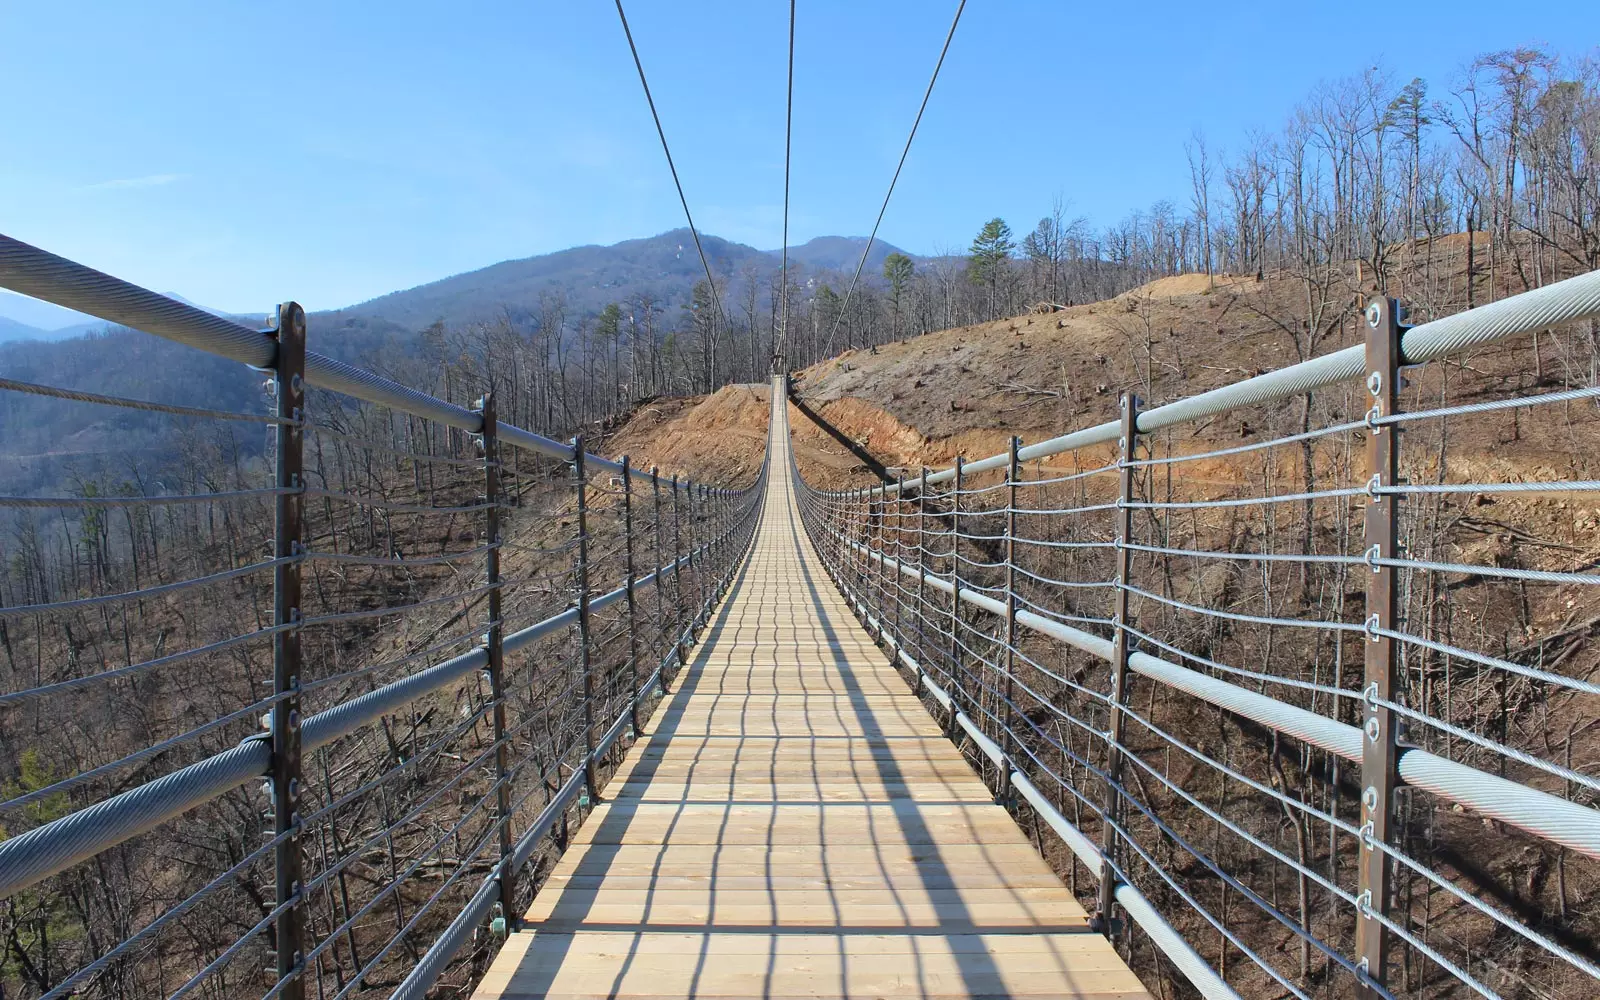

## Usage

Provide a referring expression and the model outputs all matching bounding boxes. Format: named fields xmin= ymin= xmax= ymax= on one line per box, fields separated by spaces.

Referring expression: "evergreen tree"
xmin=968 ymin=217 xmax=1014 ymax=320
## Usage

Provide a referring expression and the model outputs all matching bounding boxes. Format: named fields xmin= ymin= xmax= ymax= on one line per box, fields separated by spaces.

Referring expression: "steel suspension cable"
xmin=822 ymin=0 xmax=966 ymax=355
xmin=613 ymin=0 xmax=725 ymax=328
xmin=777 ymin=0 xmax=795 ymax=370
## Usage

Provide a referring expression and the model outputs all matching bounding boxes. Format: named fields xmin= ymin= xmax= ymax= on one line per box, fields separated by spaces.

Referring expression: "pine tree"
xmin=968 ymin=218 xmax=1014 ymax=320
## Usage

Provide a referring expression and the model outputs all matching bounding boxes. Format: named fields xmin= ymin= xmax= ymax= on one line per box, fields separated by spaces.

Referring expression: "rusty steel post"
xmin=1357 ymin=297 xmax=1403 ymax=997
xmin=1095 ymin=392 xmax=1140 ymax=937
xmin=270 ymin=302 xmax=306 ymax=999
xmin=478 ymin=394 xmax=516 ymax=924
xmin=573 ymin=437 xmax=599 ymax=805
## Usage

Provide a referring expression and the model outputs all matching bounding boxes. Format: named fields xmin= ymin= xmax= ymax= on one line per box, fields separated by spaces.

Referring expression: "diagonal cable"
xmin=613 ymin=0 xmax=725 ymax=327
xmin=823 ymin=0 xmax=966 ymax=355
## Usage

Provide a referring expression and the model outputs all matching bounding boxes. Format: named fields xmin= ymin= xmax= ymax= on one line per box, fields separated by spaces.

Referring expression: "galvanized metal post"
xmin=872 ymin=488 xmax=887 ymax=640
xmin=948 ymin=457 xmax=966 ymax=724
xmin=1002 ymin=435 xmax=1022 ymax=783
xmin=651 ymin=469 xmax=671 ymax=689
xmin=670 ymin=475 xmax=689 ymax=673
xmin=1096 ymin=392 xmax=1140 ymax=936
xmin=270 ymin=302 xmax=306 ymax=1000
xmin=892 ymin=476 xmax=906 ymax=656
xmin=916 ymin=468 xmax=929 ymax=686
xmin=1357 ymin=297 xmax=1402 ymax=996
xmin=621 ymin=458 xmax=642 ymax=738
xmin=573 ymin=437 xmax=599 ymax=805
xmin=478 ymin=393 xmax=515 ymax=924
xmin=694 ymin=484 xmax=709 ymax=621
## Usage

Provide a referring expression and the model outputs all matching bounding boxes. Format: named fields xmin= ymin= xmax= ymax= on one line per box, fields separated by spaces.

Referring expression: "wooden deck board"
xmin=474 ymin=393 xmax=1151 ymax=999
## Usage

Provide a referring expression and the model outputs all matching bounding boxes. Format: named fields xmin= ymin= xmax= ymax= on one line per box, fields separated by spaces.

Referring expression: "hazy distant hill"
xmin=0 ymin=229 xmax=916 ymax=493
xmin=332 ymin=229 xmax=916 ymax=334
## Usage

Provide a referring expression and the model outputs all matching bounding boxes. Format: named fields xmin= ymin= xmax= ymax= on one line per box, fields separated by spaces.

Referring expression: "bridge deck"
xmin=475 ymin=392 xmax=1151 ymax=999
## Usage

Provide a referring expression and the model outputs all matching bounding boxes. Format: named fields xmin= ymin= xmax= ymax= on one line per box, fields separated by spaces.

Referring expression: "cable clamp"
xmin=1363 ymin=612 xmax=1380 ymax=642
xmin=1356 ymin=889 xmax=1373 ymax=918
xmin=1365 ymin=473 xmax=1382 ymax=502
xmin=1363 ymin=543 xmax=1381 ymax=574
xmin=1364 ymin=401 xmax=1383 ymax=431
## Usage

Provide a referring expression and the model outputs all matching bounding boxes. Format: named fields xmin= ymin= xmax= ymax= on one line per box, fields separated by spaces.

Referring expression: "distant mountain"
xmin=0 ymin=228 xmax=922 ymax=492
xmin=773 ymin=236 xmax=904 ymax=275
xmin=332 ymin=229 xmax=919 ymax=335
xmin=0 ymin=289 xmax=101 ymax=331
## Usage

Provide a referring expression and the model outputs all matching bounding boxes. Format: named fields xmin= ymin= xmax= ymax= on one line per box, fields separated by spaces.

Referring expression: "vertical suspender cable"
xmin=776 ymin=0 xmax=795 ymax=373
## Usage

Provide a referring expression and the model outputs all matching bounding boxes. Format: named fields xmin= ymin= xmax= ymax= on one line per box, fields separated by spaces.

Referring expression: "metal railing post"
xmin=1096 ymin=392 xmax=1140 ymax=936
xmin=1001 ymin=435 xmax=1021 ymax=795
xmin=477 ymin=393 xmax=516 ymax=925
xmin=671 ymin=475 xmax=689 ymax=673
xmin=948 ymin=457 xmax=966 ymax=729
xmin=572 ymin=437 xmax=599 ymax=805
xmin=871 ymin=488 xmax=886 ymax=639
xmin=270 ymin=302 xmax=307 ymax=1000
xmin=1357 ymin=297 xmax=1402 ymax=996
xmin=621 ymin=457 xmax=642 ymax=738
xmin=694 ymin=483 xmax=709 ymax=620
xmin=916 ymin=468 xmax=929 ymax=687
xmin=892 ymin=476 xmax=906 ymax=658
xmin=651 ymin=469 xmax=670 ymax=690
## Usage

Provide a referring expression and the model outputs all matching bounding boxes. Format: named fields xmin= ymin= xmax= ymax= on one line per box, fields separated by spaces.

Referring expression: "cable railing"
xmin=792 ymin=273 xmax=1600 ymax=1000
xmin=0 ymin=234 xmax=767 ymax=1000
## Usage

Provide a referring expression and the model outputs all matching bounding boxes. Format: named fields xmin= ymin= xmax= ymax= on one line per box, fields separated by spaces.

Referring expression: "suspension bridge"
xmin=2 ymin=232 xmax=1600 ymax=1000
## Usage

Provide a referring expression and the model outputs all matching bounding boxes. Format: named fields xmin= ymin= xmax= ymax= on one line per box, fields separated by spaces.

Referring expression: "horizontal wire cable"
xmin=1383 ymin=479 xmax=1600 ymax=495
xmin=0 ymin=375 xmax=291 ymax=424
xmin=0 ymin=692 xmax=287 ymax=812
xmin=1120 ymin=623 xmax=1359 ymax=701
xmin=1380 ymin=382 xmax=1600 ymax=425
xmin=1012 ymin=461 xmax=1120 ymax=487
xmin=1128 ymin=419 xmax=1366 ymax=468
xmin=306 ymin=421 xmax=490 ymax=467
xmin=38 ymin=830 xmax=293 ymax=1000
xmin=1374 ymin=552 xmax=1600 ymax=585
xmin=305 ymin=543 xmax=497 ymax=568
xmin=0 ymin=556 xmax=297 ymax=618
xmin=0 ymin=623 xmax=291 ymax=707
xmin=0 ymin=487 xmax=293 ymax=509
xmin=1123 ymin=539 xmax=1359 ymax=565
xmin=300 ymin=627 xmax=486 ymax=695
xmin=1124 ymin=486 xmax=1367 ymax=510
xmin=299 ymin=584 xmax=494 ymax=627
xmin=302 ymin=488 xmax=501 ymax=514
xmin=1376 ymin=695 xmax=1600 ymax=795
xmin=1374 ymin=625 xmax=1600 ymax=696
xmin=1122 ymin=582 xmax=1363 ymax=633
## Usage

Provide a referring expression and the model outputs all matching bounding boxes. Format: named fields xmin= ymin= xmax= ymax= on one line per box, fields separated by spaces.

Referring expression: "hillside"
xmin=603 ymin=246 xmax=1600 ymax=1000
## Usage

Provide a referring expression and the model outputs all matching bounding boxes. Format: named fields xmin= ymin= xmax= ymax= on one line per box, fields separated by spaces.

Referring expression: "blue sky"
xmin=1 ymin=1 xmax=1594 ymax=316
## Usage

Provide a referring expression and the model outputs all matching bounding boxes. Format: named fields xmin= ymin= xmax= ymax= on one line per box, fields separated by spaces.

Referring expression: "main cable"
xmin=822 ymin=0 xmax=965 ymax=355
xmin=776 ymin=0 xmax=795 ymax=373
xmin=613 ymin=0 xmax=724 ymax=328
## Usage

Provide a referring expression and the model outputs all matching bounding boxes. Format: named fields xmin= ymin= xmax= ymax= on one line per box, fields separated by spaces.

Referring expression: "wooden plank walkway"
xmin=476 ymin=387 xmax=1151 ymax=999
